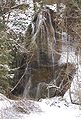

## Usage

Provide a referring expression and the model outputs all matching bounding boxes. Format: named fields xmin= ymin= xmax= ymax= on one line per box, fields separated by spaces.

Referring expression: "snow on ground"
xmin=24 ymin=93 xmax=81 ymax=119
xmin=0 ymin=93 xmax=81 ymax=119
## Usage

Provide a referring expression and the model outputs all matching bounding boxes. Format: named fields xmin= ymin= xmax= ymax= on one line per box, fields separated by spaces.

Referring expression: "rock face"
xmin=49 ymin=63 xmax=76 ymax=97
xmin=12 ymin=7 xmax=76 ymax=100
xmin=29 ymin=63 xmax=76 ymax=100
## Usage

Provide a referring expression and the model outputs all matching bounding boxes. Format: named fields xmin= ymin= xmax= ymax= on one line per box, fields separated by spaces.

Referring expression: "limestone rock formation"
xmin=11 ymin=6 xmax=76 ymax=100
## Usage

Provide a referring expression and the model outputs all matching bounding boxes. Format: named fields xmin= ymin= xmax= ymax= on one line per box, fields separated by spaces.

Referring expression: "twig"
xmin=10 ymin=64 xmax=28 ymax=93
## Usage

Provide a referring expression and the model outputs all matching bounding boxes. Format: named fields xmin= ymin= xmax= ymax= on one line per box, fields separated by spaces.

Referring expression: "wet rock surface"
xmin=12 ymin=7 xmax=76 ymax=100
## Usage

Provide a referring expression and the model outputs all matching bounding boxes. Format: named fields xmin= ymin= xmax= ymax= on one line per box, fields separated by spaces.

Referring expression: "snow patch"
xmin=0 ymin=93 xmax=81 ymax=119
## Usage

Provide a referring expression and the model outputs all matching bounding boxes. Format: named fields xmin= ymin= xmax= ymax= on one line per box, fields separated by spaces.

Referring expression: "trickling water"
xmin=40 ymin=8 xmax=56 ymax=69
xmin=23 ymin=6 xmax=62 ymax=99
xmin=41 ymin=8 xmax=59 ymax=80
xmin=35 ymin=83 xmax=41 ymax=100
xmin=23 ymin=77 xmax=32 ymax=98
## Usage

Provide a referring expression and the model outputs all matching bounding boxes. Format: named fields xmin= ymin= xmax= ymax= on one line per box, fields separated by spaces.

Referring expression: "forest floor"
xmin=0 ymin=92 xmax=81 ymax=119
